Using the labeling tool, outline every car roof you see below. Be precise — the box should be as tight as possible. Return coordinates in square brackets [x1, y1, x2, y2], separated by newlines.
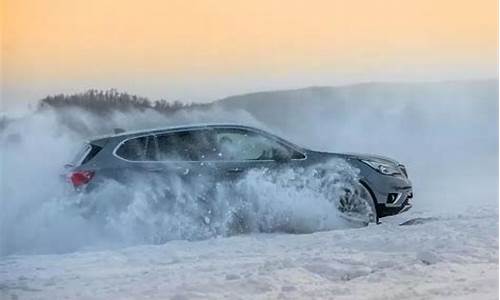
[88, 123, 268, 144]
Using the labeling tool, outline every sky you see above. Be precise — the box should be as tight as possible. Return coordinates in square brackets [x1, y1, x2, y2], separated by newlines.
[1, 0, 498, 111]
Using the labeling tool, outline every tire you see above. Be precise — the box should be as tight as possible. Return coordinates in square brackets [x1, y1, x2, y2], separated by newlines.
[337, 182, 379, 225]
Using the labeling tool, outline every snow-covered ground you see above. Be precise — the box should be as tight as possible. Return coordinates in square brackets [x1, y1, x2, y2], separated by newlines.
[1, 206, 497, 300]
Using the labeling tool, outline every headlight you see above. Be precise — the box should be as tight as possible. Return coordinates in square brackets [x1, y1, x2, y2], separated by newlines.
[360, 159, 402, 176]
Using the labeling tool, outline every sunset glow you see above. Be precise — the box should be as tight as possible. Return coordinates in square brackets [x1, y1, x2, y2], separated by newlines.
[2, 0, 498, 108]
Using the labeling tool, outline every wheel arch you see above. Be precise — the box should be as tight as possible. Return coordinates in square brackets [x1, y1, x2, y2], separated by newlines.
[359, 179, 381, 222]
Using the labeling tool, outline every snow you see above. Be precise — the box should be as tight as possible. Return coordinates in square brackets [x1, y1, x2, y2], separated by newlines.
[1, 207, 497, 299]
[1, 81, 497, 299]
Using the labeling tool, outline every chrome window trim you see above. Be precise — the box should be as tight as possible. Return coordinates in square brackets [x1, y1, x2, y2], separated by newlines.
[112, 127, 307, 164]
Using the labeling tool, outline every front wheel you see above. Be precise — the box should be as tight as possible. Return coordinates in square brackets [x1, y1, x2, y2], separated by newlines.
[337, 183, 378, 225]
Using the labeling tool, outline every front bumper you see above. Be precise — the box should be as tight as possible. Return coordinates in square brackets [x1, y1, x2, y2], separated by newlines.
[377, 191, 413, 217]
[347, 156, 413, 218]
[359, 170, 413, 218]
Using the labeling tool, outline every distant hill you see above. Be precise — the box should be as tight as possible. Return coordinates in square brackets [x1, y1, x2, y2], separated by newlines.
[29, 79, 498, 153]
[214, 80, 498, 132]
[36, 80, 497, 131]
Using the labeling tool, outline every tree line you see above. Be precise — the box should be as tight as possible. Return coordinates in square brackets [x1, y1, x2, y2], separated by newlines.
[37, 89, 211, 115]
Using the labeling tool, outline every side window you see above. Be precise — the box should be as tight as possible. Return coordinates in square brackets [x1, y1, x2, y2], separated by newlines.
[71, 143, 103, 166]
[215, 129, 297, 161]
[115, 129, 305, 162]
[71, 144, 91, 166]
[81, 144, 103, 165]
[115, 135, 156, 161]
[155, 129, 217, 161]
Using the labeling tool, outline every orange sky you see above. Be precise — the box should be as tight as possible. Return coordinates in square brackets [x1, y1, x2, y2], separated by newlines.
[1, 0, 498, 109]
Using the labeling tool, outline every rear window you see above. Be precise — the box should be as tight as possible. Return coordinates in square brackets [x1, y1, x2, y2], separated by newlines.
[71, 143, 103, 166]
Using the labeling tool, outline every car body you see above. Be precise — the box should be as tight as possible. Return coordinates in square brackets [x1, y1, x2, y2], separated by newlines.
[66, 124, 413, 223]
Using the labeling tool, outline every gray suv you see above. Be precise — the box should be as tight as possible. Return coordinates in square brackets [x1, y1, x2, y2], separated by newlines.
[66, 124, 413, 223]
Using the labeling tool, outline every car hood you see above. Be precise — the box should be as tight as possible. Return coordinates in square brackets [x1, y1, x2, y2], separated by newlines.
[335, 152, 401, 165]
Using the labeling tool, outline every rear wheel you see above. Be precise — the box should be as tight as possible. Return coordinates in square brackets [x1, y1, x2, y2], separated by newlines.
[337, 183, 378, 225]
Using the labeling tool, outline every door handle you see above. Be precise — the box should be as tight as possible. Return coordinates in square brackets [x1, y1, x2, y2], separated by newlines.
[227, 168, 243, 173]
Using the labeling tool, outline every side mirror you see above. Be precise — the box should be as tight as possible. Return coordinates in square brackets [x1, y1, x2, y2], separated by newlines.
[114, 128, 126, 134]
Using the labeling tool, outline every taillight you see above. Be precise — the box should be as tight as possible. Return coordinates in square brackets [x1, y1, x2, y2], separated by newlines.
[69, 170, 95, 188]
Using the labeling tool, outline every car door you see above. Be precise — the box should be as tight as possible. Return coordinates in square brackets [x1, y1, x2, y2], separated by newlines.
[114, 133, 190, 179]
[112, 129, 227, 222]
[146, 129, 220, 190]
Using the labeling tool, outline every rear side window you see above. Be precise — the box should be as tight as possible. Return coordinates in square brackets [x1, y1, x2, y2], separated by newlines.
[71, 143, 103, 166]
[81, 144, 103, 165]
[155, 130, 217, 161]
[115, 130, 217, 161]
[115, 135, 156, 161]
